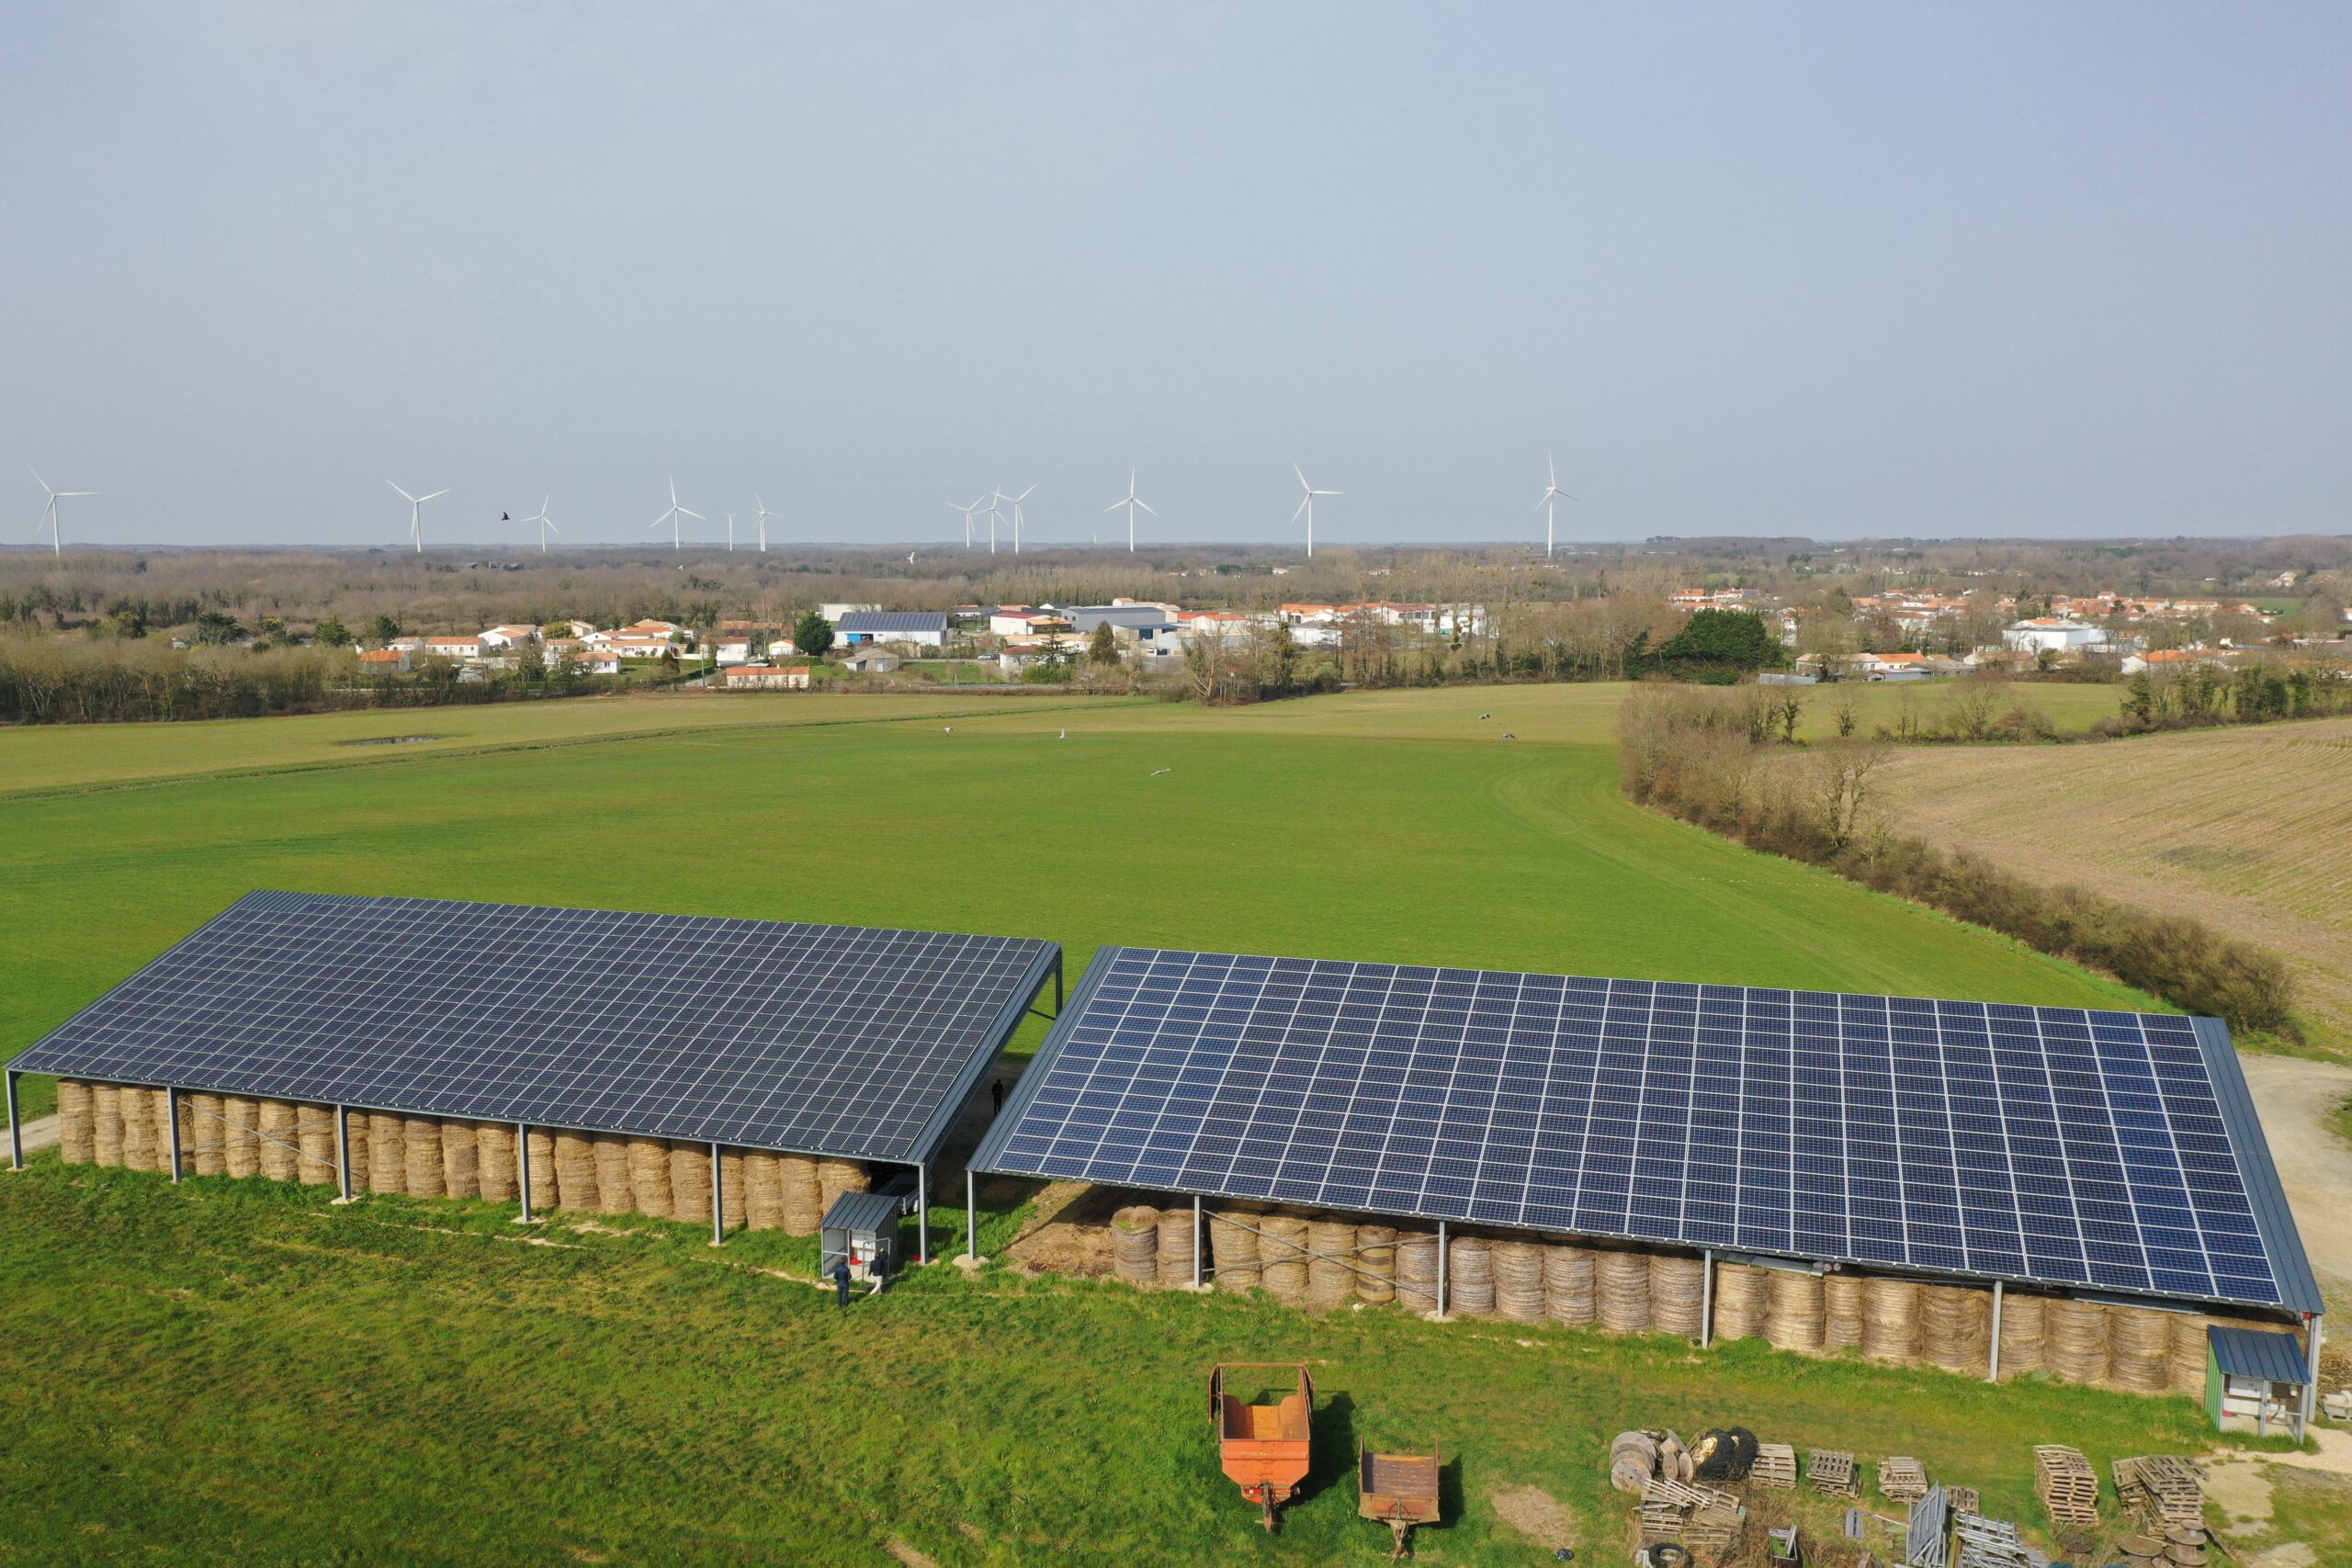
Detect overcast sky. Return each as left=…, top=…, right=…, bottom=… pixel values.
left=4, top=3, right=2347, bottom=551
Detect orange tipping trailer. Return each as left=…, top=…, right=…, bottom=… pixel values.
left=1209, top=1363, right=1316, bottom=1531
left=1358, top=1440, right=1442, bottom=1560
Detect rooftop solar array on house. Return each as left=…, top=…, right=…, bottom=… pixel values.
left=15, top=893, right=1057, bottom=1167
left=972, top=947, right=2319, bottom=1314
left=834, top=612, right=948, bottom=635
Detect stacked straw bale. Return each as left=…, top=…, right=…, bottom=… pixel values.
left=816, top=1158, right=868, bottom=1217
left=296, top=1105, right=335, bottom=1186
left=398, top=1117, right=440, bottom=1197
left=778, top=1155, right=822, bottom=1235
left=1308, top=1220, right=1358, bottom=1309
left=1259, top=1214, right=1310, bottom=1306
left=117, top=1089, right=156, bottom=1171
left=742, top=1151, right=785, bottom=1232
left=555, top=1132, right=600, bottom=1210
left=1496, top=1240, right=1548, bottom=1323
left=1649, top=1253, right=1705, bottom=1337
left=1597, top=1248, right=1652, bottom=1334
left=1920, top=1284, right=1991, bottom=1374
left=476, top=1122, right=516, bottom=1202
left=668, top=1140, right=712, bottom=1225
left=628, top=1137, right=673, bottom=1219
left=192, top=1093, right=228, bottom=1176
left=593, top=1134, right=633, bottom=1215
left=93, top=1085, right=125, bottom=1167
left=257, top=1100, right=300, bottom=1181
left=1159, top=1208, right=1201, bottom=1288
left=1210, top=1208, right=1262, bottom=1293
left=1766, top=1268, right=1827, bottom=1353
left=367, top=1112, right=405, bottom=1193
left=439, top=1119, right=479, bottom=1199
left=2108, top=1304, right=2175, bottom=1394
left=2168, top=1314, right=2211, bottom=1397
left=1394, top=1231, right=1440, bottom=1314
left=153, top=1091, right=181, bottom=1174
left=222, top=1096, right=261, bottom=1178
left=1447, top=1235, right=1496, bottom=1317
left=2045, top=1298, right=2109, bottom=1385
left=1823, top=1274, right=1866, bottom=1352
left=1861, top=1277, right=1922, bottom=1364
left=1111, top=1206, right=1160, bottom=1285
left=1355, top=1224, right=1397, bottom=1305
left=524, top=1129, right=558, bottom=1211
left=58, top=1081, right=96, bottom=1165
left=1545, top=1243, right=1597, bottom=1325
left=341, top=1110, right=368, bottom=1190
left=1711, top=1262, right=1769, bottom=1342
left=1999, top=1292, right=2048, bottom=1379
left=718, top=1149, right=746, bottom=1232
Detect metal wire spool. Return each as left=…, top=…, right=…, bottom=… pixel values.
left=57, top=1080, right=95, bottom=1165
left=1111, top=1206, right=1160, bottom=1284
left=1494, top=1240, right=1548, bottom=1322
left=666, top=1140, right=712, bottom=1224
left=523, top=1128, right=558, bottom=1211
left=1860, top=1276, right=1921, bottom=1363
left=1920, top=1283, right=1991, bottom=1373
left=1448, top=1234, right=1496, bottom=1317
left=1597, top=1248, right=1652, bottom=1334
left=1394, top=1231, right=1440, bottom=1314
left=1355, top=1224, right=1397, bottom=1304
left=296, top=1105, right=336, bottom=1186
left=741, top=1151, right=785, bottom=1231
left=1823, top=1273, right=1866, bottom=1351
left=438, top=1118, right=479, bottom=1199
left=222, top=1096, right=261, bottom=1178
left=1259, top=1214, right=1310, bottom=1304
left=366, top=1112, right=405, bottom=1193
left=718, top=1148, right=746, bottom=1232
left=2108, top=1304, right=2175, bottom=1393
left=1308, top=1220, right=1357, bottom=1308
left=1998, top=1290, right=2047, bottom=1378
left=1544, top=1243, right=1597, bottom=1325
left=1711, top=1262, right=1769, bottom=1342
left=114, top=1088, right=154, bottom=1171
left=1159, top=1207, right=1200, bottom=1286
left=1766, top=1269, right=1826, bottom=1353
left=2045, top=1298, right=2110, bottom=1384
left=777, top=1154, right=820, bottom=1234
left=1649, top=1252, right=1705, bottom=1337
left=1209, top=1208, right=1263, bottom=1293
left=475, top=1122, right=516, bottom=1202
left=592, top=1134, right=632, bottom=1215
left=402, top=1117, right=445, bottom=1197
left=2168, top=1313, right=2211, bottom=1396
left=1611, top=1430, right=1662, bottom=1494
left=92, top=1085, right=126, bottom=1168
left=630, top=1137, right=676, bottom=1219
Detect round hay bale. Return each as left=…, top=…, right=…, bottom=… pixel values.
left=115, top=1088, right=155, bottom=1171
left=1824, top=1273, right=1866, bottom=1351
left=2045, top=1298, right=2109, bottom=1385
left=553, top=1131, right=599, bottom=1211
left=475, top=1122, right=516, bottom=1202
left=1920, top=1283, right=1992, bottom=1373
left=778, top=1154, right=820, bottom=1234
left=667, top=1140, right=712, bottom=1224
left=153, top=1090, right=180, bottom=1173
left=1209, top=1207, right=1263, bottom=1293
left=1308, top=1220, right=1357, bottom=1309
left=1595, top=1247, right=1652, bottom=1334
left=718, top=1148, right=746, bottom=1232
left=92, top=1084, right=125, bottom=1168
left=593, top=1134, right=632, bottom=1216
left=402, top=1117, right=444, bottom=1197
left=368, top=1112, right=407, bottom=1193
left=257, top=1100, right=300, bottom=1182
left=57, top=1081, right=96, bottom=1166
left=339, top=1109, right=368, bottom=1190
left=1711, top=1262, right=1768, bottom=1342
left=2169, top=1313, right=2211, bottom=1396
left=1112, top=1205, right=1160, bottom=1285
left=1495, top=1240, right=1548, bottom=1323
left=1861, top=1276, right=1922, bottom=1363
left=628, top=1136, right=673, bottom=1219
left=1998, top=1291, right=2048, bottom=1379
left=1766, top=1268, right=1827, bottom=1354
left=296, top=1104, right=336, bottom=1186
left=816, top=1157, right=868, bottom=1217
left=1649, top=1252, right=1705, bottom=1337
left=1394, top=1231, right=1440, bottom=1314
left=1159, top=1207, right=1201, bottom=1287
left=190, top=1093, right=228, bottom=1177
left=1259, top=1214, right=1310, bottom=1305
left=1447, top=1234, right=1495, bottom=1318
left=1544, top=1243, right=1596, bottom=1325
left=439, top=1118, right=479, bottom=1200
left=221, top=1096, right=260, bottom=1178
left=523, top=1128, right=558, bottom=1211
left=742, top=1151, right=785, bottom=1231
left=2109, top=1304, right=2175, bottom=1394
left=1355, top=1224, right=1397, bottom=1304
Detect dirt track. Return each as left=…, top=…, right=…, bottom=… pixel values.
left=2240, top=1055, right=2352, bottom=1310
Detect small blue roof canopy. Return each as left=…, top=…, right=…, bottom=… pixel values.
left=2209, top=1325, right=2308, bottom=1384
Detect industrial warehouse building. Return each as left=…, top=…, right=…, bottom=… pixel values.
left=971, top=946, right=2324, bottom=1417
left=10, top=892, right=1062, bottom=1260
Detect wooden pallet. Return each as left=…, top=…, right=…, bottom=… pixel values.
left=1880, top=1456, right=1929, bottom=1504
left=2033, top=1445, right=2099, bottom=1525
left=2114, top=1456, right=2204, bottom=1529
left=1752, top=1443, right=1798, bottom=1491
left=1945, top=1485, right=1980, bottom=1517
left=1810, top=1449, right=1860, bottom=1500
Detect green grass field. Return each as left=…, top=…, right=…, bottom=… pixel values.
left=1, top=680, right=2247, bottom=1567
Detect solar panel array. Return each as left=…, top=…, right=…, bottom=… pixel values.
left=974, top=947, right=2311, bottom=1312
left=16, top=892, right=1056, bottom=1164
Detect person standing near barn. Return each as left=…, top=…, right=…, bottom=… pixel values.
left=831, top=1254, right=854, bottom=1309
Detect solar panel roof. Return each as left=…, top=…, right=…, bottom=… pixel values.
left=971, top=947, right=2320, bottom=1314
left=15, top=892, right=1058, bottom=1166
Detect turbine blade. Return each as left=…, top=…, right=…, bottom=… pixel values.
left=680, top=506, right=705, bottom=520
left=386, top=479, right=414, bottom=502
left=1136, top=499, right=1157, bottom=515
left=1294, top=495, right=1309, bottom=521
left=1295, top=463, right=1308, bottom=490
left=26, top=464, right=51, bottom=494
left=420, top=489, right=449, bottom=502
left=1104, top=497, right=1125, bottom=513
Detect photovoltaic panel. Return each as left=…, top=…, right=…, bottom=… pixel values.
left=14, top=892, right=1057, bottom=1166
left=970, top=947, right=2320, bottom=1314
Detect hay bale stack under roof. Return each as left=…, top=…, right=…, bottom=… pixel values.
left=552, top=1132, right=599, bottom=1211
left=1308, top=1220, right=1358, bottom=1309
left=1766, top=1268, right=1826, bottom=1353
left=91, top=1085, right=125, bottom=1168
left=718, top=1149, right=746, bottom=1233
left=1649, top=1252, right=1705, bottom=1337
left=117, top=1088, right=157, bottom=1171
left=1544, top=1243, right=1596, bottom=1325
left=2045, top=1298, right=2110, bottom=1385
left=1258, top=1214, right=1310, bottom=1305
left=1496, top=1240, right=1548, bottom=1323
left=221, top=1096, right=261, bottom=1178
left=741, top=1151, right=785, bottom=1232
left=438, top=1118, right=479, bottom=1200
left=1159, top=1207, right=1200, bottom=1288
left=191, top=1093, right=228, bottom=1177
left=629, top=1137, right=674, bottom=1220
left=153, top=1090, right=181, bottom=1174
left=339, top=1107, right=367, bottom=1190
left=366, top=1112, right=405, bottom=1194
left=1823, top=1272, right=1866, bottom=1351
left=1447, top=1234, right=1496, bottom=1318
left=256, top=1099, right=300, bottom=1181
left=475, top=1122, right=516, bottom=1202
left=1711, top=1262, right=1769, bottom=1342
left=667, top=1140, right=712, bottom=1225
left=816, top=1158, right=868, bottom=1216
left=777, top=1154, right=821, bottom=1235
left=1111, top=1206, right=1160, bottom=1285
left=1354, top=1224, right=1396, bottom=1304
left=593, top=1134, right=633, bottom=1216
left=2108, top=1305, right=2176, bottom=1394
left=1999, top=1291, right=2048, bottom=1379
left=296, top=1104, right=336, bottom=1186
left=1393, top=1231, right=1439, bottom=1314
left=402, top=1117, right=445, bottom=1198
left=523, top=1128, right=559, bottom=1212
left=2168, top=1314, right=2211, bottom=1397
left=1921, top=1283, right=1991, bottom=1373
left=1861, top=1277, right=1922, bottom=1364
left=1209, top=1207, right=1263, bottom=1294
left=57, top=1081, right=95, bottom=1166
left=1596, top=1247, right=1651, bottom=1334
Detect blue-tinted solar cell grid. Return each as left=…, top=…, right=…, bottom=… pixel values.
left=984, top=948, right=2288, bottom=1308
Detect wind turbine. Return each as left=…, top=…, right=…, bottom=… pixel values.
left=1006, top=483, right=1035, bottom=553
left=752, top=494, right=779, bottom=553
left=27, top=466, right=96, bottom=558
left=1104, top=469, right=1157, bottom=552
left=521, top=496, right=557, bottom=553
left=650, top=476, right=702, bottom=551
left=984, top=486, right=1007, bottom=554
left=385, top=479, right=448, bottom=553
left=949, top=493, right=986, bottom=549
left=725, top=511, right=737, bottom=551
left=1293, top=465, right=1340, bottom=558
left=1535, top=454, right=1576, bottom=559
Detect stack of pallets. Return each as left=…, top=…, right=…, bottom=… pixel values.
left=1945, top=1485, right=1980, bottom=1517
left=1752, top=1443, right=1798, bottom=1490
left=1879, top=1457, right=1929, bottom=1503
left=1809, top=1450, right=1860, bottom=1500
left=2033, top=1446, right=2099, bottom=1526
left=1638, top=1476, right=1746, bottom=1559
left=1952, top=1512, right=2032, bottom=1568
left=1905, top=1485, right=1951, bottom=1568
left=2114, top=1456, right=2205, bottom=1529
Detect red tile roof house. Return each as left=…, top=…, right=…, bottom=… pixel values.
left=356, top=649, right=412, bottom=672
left=419, top=637, right=485, bottom=661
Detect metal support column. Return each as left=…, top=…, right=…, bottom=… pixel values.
left=1436, top=1220, right=1448, bottom=1318
left=1193, top=1195, right=1204, bottom=1290
left=2301, top=1314, right=2324, bottom=1439
left=1988, top=1282, right=2004, bottom=1382
left=514, top=1122, right=535, bottom=1223
left=1054, top=957, right=1064, bottom=1013
left=167, top=1087, right=184, bottom=1183
left=709, top=1143, right=726, bottom=1247
left=967, top=1168, right=978, bottom=1261
left=332, top=1105, right=352, bottom=1201
left=917, top=1165, right=929, bottom=1266
left=5, top=1070, right=19, bottom=1171
left=1701, top=1250, right=1715, bottom=1347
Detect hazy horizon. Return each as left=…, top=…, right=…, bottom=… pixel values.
left=6, top=4, right=2347, bottom=551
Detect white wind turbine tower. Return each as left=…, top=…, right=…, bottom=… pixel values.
left=385, top=479, right=448, bottom=553
left=650, top=476, right=702, bottom=551
left=1293, top=465, right=1340, bottom=558
left=1006, top=483, right=1035, bottom=554
left=949, top=493, right=986, bottom=549
left=725, top=511, right=737, bottom=551
left=1534, top=454, right=1576, bottom=559
left=1104, top=469, right=1157, bottom=552
left=752, top=494, right=780, bottom=553
left=28, top=466, right=96, bottom=558
left=521, top=496, right=557, bottom=553
left=984, top=486, right=1008, bottom=554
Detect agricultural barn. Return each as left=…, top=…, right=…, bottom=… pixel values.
left=972, top=947, right=2323, bottom=1419
left=10, top=892, right=1061, bottom=1259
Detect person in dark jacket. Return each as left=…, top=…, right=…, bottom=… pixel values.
left=831, top=1256, right=854, bottom=1308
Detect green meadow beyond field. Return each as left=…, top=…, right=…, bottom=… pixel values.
left=4, top=682, right=2282, bottom=1568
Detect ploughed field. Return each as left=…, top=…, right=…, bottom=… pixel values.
left=0, top=682, right=2252, bottom=1566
